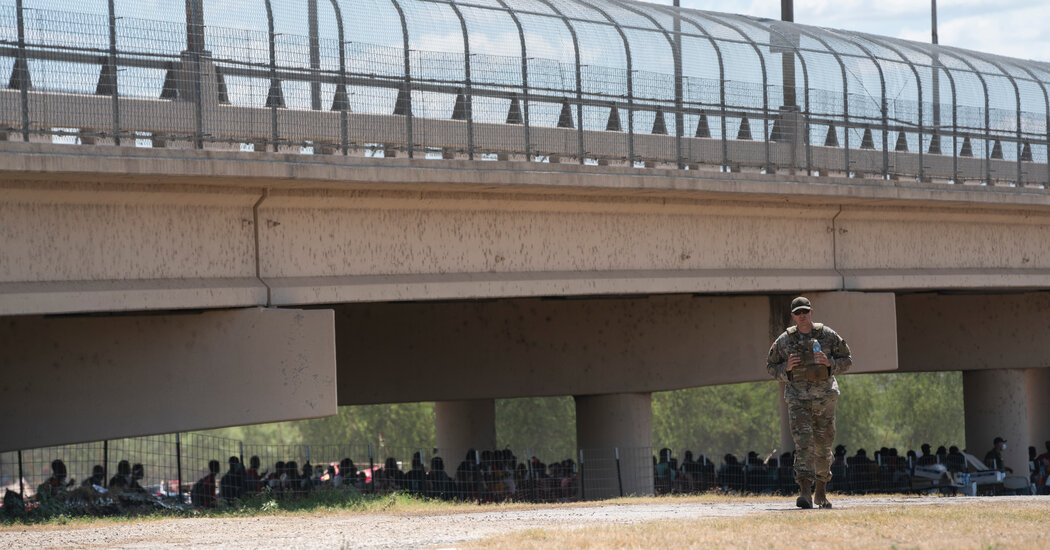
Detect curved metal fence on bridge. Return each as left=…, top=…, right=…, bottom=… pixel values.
left=1, top=0, right=1048, bottom=186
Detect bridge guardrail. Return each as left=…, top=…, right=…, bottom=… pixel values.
left=1, top=1, right=1048, bottom=187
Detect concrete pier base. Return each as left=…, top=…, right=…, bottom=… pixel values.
left=575, top=392, right=653, bottom=499
left=434, top=399, right=496, bottom=467
left=1026, top=368, right=1050, bottom=449
left=963, top=369, right=1030, bottom=474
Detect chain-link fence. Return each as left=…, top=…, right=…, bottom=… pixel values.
left=1, top=0, right=1047, bottom=186
left=6, top=432, right=1038, bottom=520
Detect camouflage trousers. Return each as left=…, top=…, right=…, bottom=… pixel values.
left=787, top=394, right=837, bottom=484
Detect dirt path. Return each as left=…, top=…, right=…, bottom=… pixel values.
left=2, top=495, right=1039, bottom=549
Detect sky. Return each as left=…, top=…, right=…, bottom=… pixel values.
left=662, top=0, right=1050, bottom=62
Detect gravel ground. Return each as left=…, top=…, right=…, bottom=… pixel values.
left=1, top=495, right=1040, bottom=549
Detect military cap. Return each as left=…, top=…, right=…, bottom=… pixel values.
left=790, top=296, right=812, bottom=313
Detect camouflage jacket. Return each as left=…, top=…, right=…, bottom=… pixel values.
left=767, top=323, right=852, bottom=401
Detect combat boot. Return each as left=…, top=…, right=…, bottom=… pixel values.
left=795, top=480, right=813, bottom=509
left=814, top=480, right=832, bottom=509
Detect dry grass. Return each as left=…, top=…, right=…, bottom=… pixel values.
left=463, top=500, right=1048, bottom=550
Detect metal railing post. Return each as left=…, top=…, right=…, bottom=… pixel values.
left=662, top=10, right=729, bottom=169
left=15, top=0, right=30, bottom=142
left=327, top=0, right=349, bottom=155
left=492, top=0, right=531, bottom=159
left=606, top=0, right=686, bottom=167
left=533, top=0, right=585, bottom=163
left=264, top=0, right=280, bottom=152
left=186, top=0, right=205, bottom=149
left=857, top=33, right=925, bottom=182
left=308, top=0, right=321, bottom=111
left=569, top=0, right=634, bottom=165
left=388, top=0, right=414, bottom=158
left=700, top=13, right=772, bottom=171
left=448, top=1, right=474, bottom=159
left=106, top=0, right=121, bottom=145
left=999, top=59, right=1050, bottom=187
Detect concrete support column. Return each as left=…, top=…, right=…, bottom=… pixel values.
left=434, top=399, right=496, bottom=466
left=778, top=382, right=795, bottom=453
left=575, top=392, right=653, bottom=499
left=963, top=369, right=1029, bottom=475
left=1025, top=368, right=1050, bottom=449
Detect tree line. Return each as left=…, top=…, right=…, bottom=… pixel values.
left=198, top=371, right=964, bottom=463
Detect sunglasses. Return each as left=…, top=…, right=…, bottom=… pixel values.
left=792, top=309, right=812, bottom=315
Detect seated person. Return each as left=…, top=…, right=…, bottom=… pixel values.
left=427, top=456, right=454, bottom=500
left=37, top=459, right=71, bottom=499
left=946, top=446, right=966, bottom=473
left=129, top=463, right=147, bottom=493
left=81, top=465, right=106, bottom=488
left=220, top=457, right=245, bottom=503
left=916, top=443, right=938, bottom=466
left=244, top=456, right=265, bottom=493
left=191, top=460, right=220, bottom=508
left=109, top=460, right=132, bottom=490
left=984, top=436, right=1013, bottom=473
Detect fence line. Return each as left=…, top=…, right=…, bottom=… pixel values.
left=4, top=432, right=1041, bottom=520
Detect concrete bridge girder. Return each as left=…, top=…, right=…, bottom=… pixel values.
left=332, top=293, right=896, bottom=407
left=0, top=307, right=337, bottom=452
left=6, top=146, right=1050, bottom=316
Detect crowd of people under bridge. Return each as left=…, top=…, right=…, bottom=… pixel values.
left=12, top=439, right=1050, bottom=514
left=655, top=440, right=1050, bottom=496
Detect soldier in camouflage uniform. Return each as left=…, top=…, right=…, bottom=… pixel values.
left=767, top=296, right=852, bottom=509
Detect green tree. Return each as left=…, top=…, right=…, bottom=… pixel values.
left=496, top=396, right=576, bottom=463
left=296, top=403, right=436, bottom=452
left=653, top=381, right=779, bottom=461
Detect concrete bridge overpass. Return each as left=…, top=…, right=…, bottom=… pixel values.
left=3, top=0, right=1050, bottom=495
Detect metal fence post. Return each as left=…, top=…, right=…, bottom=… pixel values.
left=474, top=449, right=481, bottom=503
left=369, top=442, right=375, bottom=494
left=615, top=447, right=623, bottom=498
left=103, top=440, right=109, bottom=488
left=175, top=433, right=183, bottom=503
left=526, top=447, right=536, bottom=503
left=18, top=449, right=24, bottom=499
left=578, top=448, right=585, bottom=501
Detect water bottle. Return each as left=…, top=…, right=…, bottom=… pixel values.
left=812, top=339, right=821, bottom=355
